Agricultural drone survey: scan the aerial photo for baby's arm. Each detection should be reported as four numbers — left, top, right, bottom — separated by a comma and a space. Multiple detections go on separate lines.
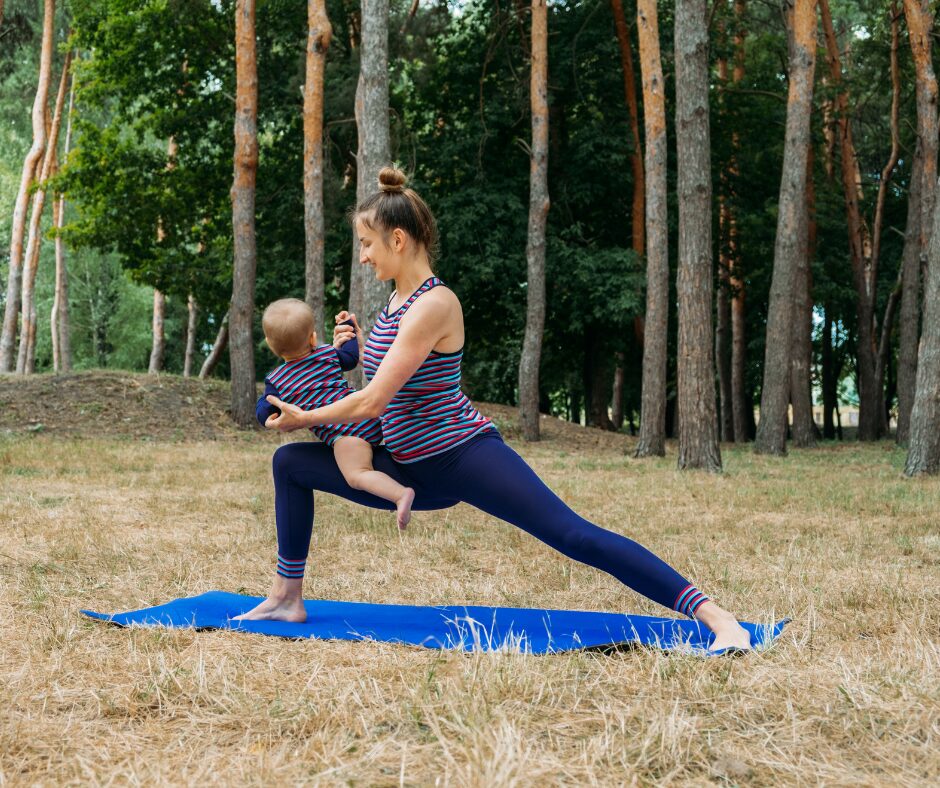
334, 317, 359, 371
256, 381, 281, 427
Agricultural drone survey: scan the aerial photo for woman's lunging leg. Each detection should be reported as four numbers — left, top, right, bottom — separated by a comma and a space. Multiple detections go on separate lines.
412, 435, 750, 649
237, 442, 456, 622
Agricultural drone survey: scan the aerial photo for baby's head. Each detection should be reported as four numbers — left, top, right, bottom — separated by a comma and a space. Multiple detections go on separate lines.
262, 298, 317, 359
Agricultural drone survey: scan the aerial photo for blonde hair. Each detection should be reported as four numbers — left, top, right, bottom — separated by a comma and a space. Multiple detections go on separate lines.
262, 298, 315, 357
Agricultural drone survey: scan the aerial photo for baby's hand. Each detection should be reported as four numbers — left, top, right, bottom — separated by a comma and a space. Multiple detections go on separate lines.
333, 312, 361, 349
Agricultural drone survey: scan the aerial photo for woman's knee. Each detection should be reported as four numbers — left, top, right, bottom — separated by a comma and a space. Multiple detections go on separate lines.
272, 443, 306, 483
558, 520, 605, 560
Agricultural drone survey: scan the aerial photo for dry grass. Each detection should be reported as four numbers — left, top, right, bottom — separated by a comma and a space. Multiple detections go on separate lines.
0, 380, 938, 785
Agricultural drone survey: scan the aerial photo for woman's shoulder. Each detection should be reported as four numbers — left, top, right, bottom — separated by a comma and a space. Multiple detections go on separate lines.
406, 280, 462, 320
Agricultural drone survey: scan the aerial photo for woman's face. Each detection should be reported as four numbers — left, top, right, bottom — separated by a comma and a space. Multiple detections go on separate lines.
356, 216, 400, 282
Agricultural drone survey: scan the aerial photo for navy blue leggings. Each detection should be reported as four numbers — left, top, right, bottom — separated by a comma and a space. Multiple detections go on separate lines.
272, 431, 708, 616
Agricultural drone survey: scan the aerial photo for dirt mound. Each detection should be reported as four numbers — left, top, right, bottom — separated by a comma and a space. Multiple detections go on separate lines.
0, 371, 262, 442
0, 370, 634, 450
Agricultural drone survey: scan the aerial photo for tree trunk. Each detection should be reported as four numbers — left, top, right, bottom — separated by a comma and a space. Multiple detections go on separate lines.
183, 294, 198, 377
899, 0, 938, 443
18, 50, 71, 374
611, 351, 625, 429
634, 0, 668, 457
200, 312, 230, 379
730, 0, 749, 443
875, 274, 902, 432
304, 0, 332, 336
755, 0, 816, 455
716, 48, 733, 443
51, 71, 75, 375
519, 0, 550, 441
716, 209, 733, 441
349, 0, 392, 380
822, 305, 836, 438
905, 172, 940, 474
0, 0, 56, 373
609, 2, 644, 432
148, 289, 166, 374
872, 3, 902, 438
790, 145, 817, 448
819, 0, 879, 441
148, 138, 178, 376
674, 0, 721, 471
897, 149, 923, 444
610, 0, 645, 255
230, 0, 259, 425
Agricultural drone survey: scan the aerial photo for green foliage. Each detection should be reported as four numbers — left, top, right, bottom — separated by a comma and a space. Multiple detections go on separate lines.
0, 0, 913, 428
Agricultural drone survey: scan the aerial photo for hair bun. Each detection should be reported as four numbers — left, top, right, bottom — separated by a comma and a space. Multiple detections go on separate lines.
378, 166, 406, 193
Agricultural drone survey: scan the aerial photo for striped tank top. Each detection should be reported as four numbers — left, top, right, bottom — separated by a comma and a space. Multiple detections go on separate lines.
362, 277, 495, 463
267, 346, 383, 447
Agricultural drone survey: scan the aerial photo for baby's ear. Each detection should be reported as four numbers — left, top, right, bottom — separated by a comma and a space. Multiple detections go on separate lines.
311, 330, 318, 345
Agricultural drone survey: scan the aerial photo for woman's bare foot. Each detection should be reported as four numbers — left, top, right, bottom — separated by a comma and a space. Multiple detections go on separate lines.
232, 596, 307, 623
396, 487, 415, 530
694, 600, 752, 653
232, 576, 306, 623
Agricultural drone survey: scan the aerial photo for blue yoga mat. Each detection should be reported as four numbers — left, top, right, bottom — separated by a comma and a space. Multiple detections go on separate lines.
82, 591, 787, 655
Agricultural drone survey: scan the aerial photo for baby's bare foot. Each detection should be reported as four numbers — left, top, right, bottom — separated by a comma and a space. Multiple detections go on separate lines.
396, 487, 415, 530
232, 596, 307, 624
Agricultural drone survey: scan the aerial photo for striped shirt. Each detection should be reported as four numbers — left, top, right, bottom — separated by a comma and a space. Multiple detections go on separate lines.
362, 277, 495, 463
259, 344, 383, 447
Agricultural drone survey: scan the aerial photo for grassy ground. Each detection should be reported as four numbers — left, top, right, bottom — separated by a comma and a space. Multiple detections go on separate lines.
0, 374, 938, 785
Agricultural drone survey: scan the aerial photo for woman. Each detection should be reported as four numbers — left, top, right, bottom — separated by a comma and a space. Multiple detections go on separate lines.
236, 167, 751, 652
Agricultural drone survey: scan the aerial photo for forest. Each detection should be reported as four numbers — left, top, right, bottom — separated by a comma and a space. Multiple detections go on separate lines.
1, 0, 939, 474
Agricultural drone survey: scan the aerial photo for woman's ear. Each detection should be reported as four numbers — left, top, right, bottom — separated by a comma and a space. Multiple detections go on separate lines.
393, 228, 407, 251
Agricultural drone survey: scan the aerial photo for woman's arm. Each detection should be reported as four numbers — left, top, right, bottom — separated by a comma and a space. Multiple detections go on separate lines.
264, 292, 458, 432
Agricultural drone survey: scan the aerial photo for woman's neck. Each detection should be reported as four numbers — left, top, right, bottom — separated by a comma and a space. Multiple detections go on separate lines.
393, 255, 434, 298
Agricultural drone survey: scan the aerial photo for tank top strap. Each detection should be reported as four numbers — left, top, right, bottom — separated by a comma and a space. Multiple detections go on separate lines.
398, 276, 444, 317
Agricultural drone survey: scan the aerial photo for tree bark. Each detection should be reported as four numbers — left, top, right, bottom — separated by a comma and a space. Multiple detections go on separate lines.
610, 0, 645, 255
519, 0, 550, 441
905, 173, 940, 474
0, 0, 56, 373
716, 44, 733, 443
634, 0, 668, 457
730, 0, 749, 443
898, 0, 938, 443
609, 0, 644, 431
897, 149, 923, 444
17, 49, 71, 374
871, 3, 902, 437
674, 0, 721, 471
51, 71, 75, 375
790, 145, 817, 448
148, 138, 178, 375
304, 0, 332, 336
183, 294, 198, 377
822, 305, 836, 438
230, 0, 259, 425
611, 352, 625, 429
148, 290, 166, 374
755, 0, 817, 455
200, 312, 230, 379
349, 0, 392, 379
819, 0, 879, 441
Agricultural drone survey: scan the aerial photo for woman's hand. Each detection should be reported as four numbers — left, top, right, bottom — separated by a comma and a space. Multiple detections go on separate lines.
333, 311, 363, 350
264, 396, 311, 432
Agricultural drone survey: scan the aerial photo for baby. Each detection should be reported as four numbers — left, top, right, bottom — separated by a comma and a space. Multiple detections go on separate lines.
256, 298, 415, 529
